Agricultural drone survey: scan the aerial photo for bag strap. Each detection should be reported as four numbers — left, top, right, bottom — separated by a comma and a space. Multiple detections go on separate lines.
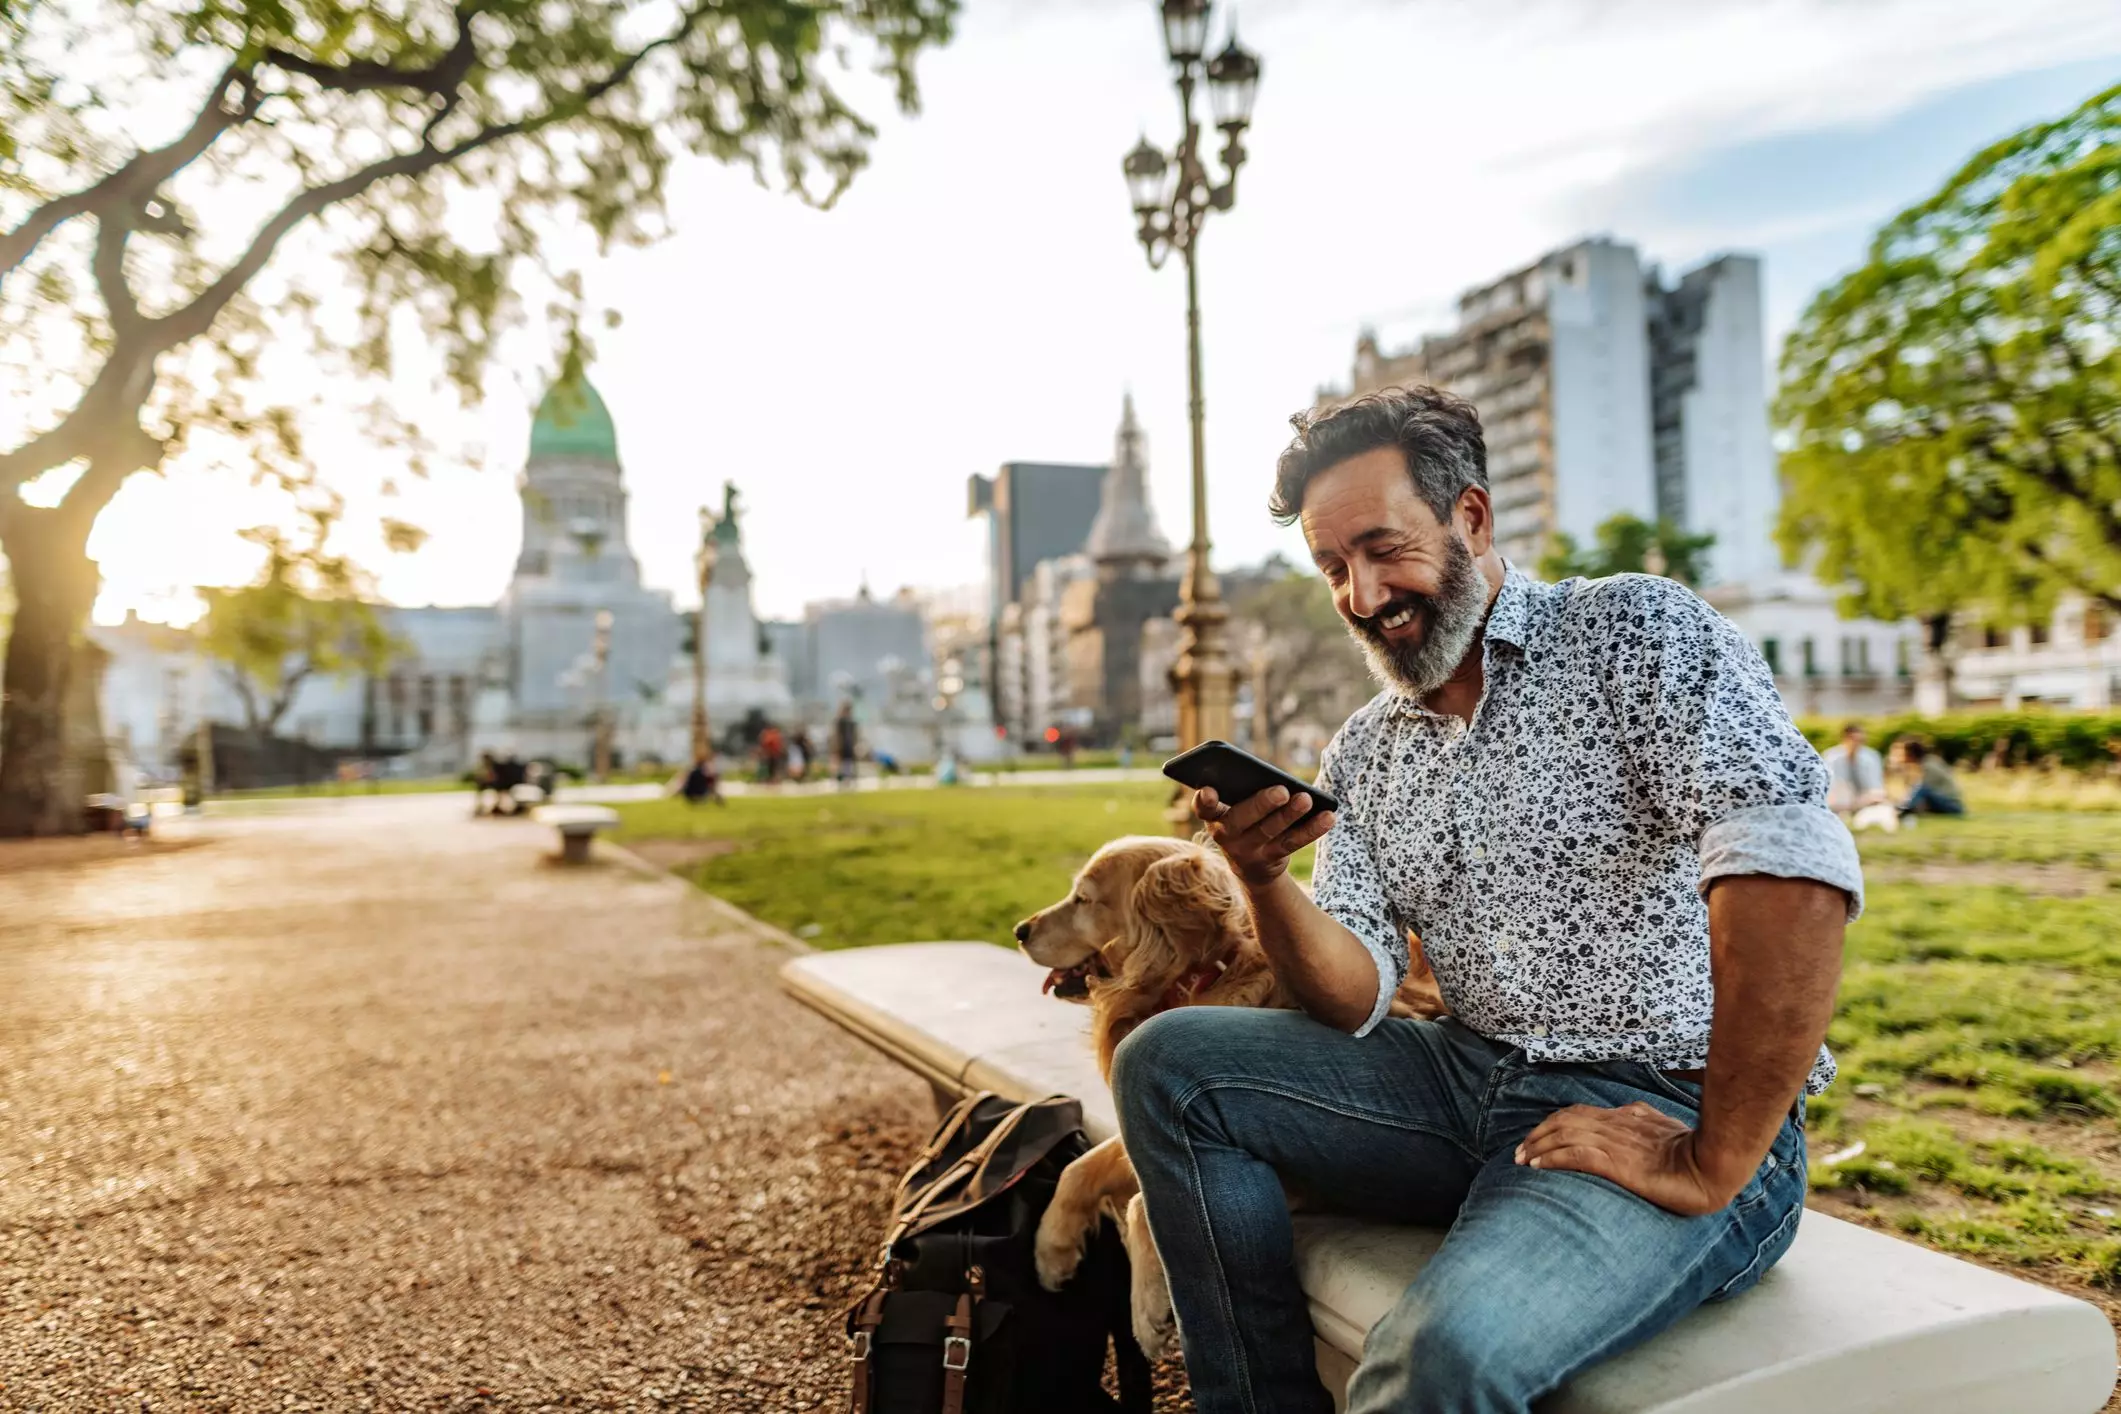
884, 1099, 1043, 1252
843, 1259, 899, 1413
890, 1091, 995, 1212
939, 1265, 983, 1414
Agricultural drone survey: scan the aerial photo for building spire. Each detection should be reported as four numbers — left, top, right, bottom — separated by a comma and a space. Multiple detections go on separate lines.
1085, 392, 1171, 570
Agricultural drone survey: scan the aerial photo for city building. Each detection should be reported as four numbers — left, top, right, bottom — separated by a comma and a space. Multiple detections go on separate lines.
1060, 396, 1180, 742
967, 458, 1106, 732
1323, 236, 1915, 718
1948, 597, 2116, 711
1644, 255, 1780, 587
94, 378, 797, 779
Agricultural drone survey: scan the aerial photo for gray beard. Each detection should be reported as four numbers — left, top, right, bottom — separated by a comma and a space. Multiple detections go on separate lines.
1347, 535, 1492, 700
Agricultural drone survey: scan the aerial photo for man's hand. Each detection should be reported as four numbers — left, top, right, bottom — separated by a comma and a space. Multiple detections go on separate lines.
1514, 1102, 1740, 1217
1197, 785, 1335, 889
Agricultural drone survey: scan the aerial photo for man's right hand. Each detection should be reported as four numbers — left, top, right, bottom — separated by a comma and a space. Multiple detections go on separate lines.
1197, 785, 1337, 889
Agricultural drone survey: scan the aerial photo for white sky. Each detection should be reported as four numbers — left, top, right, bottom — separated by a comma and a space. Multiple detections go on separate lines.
77, 0, 2121, 626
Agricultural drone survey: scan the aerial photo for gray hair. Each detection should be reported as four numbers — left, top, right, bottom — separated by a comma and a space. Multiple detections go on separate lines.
1269, 385, 1487, 526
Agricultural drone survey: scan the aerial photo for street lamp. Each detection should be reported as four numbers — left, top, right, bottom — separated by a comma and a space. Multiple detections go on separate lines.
693, 508, 719, 763
591, 608, 615, 782
1124, 0, 1261, 830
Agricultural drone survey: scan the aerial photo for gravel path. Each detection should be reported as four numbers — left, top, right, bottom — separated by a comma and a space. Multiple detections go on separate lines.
2, 799, 1173, 1410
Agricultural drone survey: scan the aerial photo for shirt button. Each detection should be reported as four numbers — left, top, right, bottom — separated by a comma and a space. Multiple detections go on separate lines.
1532, 1024, 1549, 1038
1474, 842, 1488, 861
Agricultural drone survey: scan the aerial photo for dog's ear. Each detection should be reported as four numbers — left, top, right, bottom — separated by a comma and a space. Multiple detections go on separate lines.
1118, 851, 1240, 992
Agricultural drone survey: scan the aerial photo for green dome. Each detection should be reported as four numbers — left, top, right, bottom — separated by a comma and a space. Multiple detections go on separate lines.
529, 378, 618, 462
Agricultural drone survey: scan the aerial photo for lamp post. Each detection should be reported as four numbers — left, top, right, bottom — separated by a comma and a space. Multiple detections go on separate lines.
591, 608, 615, 782
693, 510, 719, 763
1123, 0, 1260, 830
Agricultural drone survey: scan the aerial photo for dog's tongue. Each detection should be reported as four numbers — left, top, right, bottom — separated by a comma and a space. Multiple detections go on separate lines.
1042, 968, 1066, 996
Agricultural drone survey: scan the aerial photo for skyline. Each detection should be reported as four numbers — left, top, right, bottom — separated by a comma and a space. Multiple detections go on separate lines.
61, 0, 2121, 629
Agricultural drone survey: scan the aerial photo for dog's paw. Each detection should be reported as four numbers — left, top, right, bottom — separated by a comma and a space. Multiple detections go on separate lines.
1131, 1269, 1178, 1361
1034, 1208, 1088, 1292
1126, 1195, 1180, 1361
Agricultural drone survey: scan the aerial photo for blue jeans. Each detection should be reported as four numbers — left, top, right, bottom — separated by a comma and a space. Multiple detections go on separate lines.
1901, 784, 1965, 816
1112, 1008, 1808, 1414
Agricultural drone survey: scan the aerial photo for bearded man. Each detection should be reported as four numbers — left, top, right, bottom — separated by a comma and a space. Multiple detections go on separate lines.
1112, 386, 1863, 1414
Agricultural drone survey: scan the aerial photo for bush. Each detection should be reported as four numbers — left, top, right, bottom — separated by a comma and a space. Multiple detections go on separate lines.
1795, 712, 2121, 771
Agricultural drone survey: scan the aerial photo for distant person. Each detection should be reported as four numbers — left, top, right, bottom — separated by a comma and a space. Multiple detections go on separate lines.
1899, 740, 1965, 818
1823, 722, 1887, 822
832, 702, 860, 788
790, 728, 816, 783
680, 752, 722, 806
757, 725, 786, 784
473, 750, 499, 816
1058, 727, 1078, 770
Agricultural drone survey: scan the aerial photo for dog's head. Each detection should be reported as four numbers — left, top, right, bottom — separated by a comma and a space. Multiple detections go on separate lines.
1013, 836, 1248, 1003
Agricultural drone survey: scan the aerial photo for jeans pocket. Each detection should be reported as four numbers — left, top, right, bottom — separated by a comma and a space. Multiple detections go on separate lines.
1633, 1064, 1703, 1109
1707, 1180, 1804, 1302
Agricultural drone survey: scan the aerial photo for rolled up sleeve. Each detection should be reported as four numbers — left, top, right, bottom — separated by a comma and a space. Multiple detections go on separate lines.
1609, 579, 1864, 921
1309, 725, 1409, 1037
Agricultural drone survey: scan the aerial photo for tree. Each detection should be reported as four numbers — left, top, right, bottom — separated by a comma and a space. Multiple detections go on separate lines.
195, 521, 398, 742
1776, 81, 2121, 701
1228, 566, 1375, 765
1538, 513, 1716, 586
0, 0, 956, 836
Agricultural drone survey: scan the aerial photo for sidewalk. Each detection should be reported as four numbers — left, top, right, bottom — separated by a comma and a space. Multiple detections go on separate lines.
0, 798, 934, 1410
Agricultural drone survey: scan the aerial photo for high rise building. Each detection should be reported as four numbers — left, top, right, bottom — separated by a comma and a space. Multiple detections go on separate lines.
967, 460, 1106, 734
1645, 255, 1779, 587
1332, 237, 1656, 569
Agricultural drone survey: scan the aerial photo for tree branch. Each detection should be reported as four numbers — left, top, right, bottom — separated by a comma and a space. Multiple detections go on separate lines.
263, 5, 481, 100
0, 64, 257, 284
91, 215, 143, 339
155, 12, 697, 354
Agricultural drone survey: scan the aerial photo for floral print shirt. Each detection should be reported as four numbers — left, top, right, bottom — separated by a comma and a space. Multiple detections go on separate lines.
1311, 566, 1862, 1093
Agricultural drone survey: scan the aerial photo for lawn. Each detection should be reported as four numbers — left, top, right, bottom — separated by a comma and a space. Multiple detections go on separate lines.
613, 783, 1214, 950
1809, 810, 2121, 1301
615, 783, 2121, 1315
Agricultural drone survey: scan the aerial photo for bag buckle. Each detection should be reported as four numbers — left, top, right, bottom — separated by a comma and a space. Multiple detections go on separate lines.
942, 1335, 971, 1372
846, 1331, 872, 1361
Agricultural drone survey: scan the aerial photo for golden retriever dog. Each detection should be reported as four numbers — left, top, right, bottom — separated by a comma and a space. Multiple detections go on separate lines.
1013, 833, 1445, 1357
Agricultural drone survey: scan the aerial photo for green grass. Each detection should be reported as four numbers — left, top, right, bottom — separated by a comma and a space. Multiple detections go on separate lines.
1805, 810, 2121, 1289
610, 783, 1251, 950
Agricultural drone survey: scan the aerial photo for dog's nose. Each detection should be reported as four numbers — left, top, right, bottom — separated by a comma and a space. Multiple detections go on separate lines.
1013, 920, 1031, 943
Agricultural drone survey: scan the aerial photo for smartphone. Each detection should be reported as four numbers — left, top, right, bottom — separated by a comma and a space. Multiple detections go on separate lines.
1161, 740, 1341, 823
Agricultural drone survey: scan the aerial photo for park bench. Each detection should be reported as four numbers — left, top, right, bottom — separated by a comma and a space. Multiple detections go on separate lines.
783, 941, 2120, 1414
531, 803, 620, 864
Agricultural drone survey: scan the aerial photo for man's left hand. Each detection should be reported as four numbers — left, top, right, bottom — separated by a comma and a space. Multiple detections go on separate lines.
1514, 1103, 1740, 1217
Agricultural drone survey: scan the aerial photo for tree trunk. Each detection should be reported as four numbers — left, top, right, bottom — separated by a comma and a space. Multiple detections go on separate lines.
0, 506, 101, 837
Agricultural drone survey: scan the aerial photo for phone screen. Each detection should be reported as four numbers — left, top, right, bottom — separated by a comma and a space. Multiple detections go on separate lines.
1161, 740, 1340, 821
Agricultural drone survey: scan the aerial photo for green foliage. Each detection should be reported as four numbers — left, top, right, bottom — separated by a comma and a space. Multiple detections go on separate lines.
1793, 711, 2121, 771
1775, 82, 2121, 640
1537, 514, 1715, 587
1, 0, 956, 498
194, 518, 400, 737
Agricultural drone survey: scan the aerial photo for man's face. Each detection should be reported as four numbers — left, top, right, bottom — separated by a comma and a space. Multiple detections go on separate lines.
1300, 446, 1495, 697
1845, 728, 1866, 750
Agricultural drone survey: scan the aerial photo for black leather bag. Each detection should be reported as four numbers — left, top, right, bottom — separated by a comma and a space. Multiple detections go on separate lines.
844, 1092, 1151, 1414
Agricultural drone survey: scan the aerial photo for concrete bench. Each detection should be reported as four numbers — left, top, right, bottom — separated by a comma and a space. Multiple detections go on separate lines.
530, 804, 620, 864
783, 941, 2119, 1414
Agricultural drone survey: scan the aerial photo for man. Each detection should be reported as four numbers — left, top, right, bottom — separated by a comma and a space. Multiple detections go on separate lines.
832, 700, 861, 789
1823, 722, 1888, 822
1897, 738, 1965, 818
1113, 386, 1862, 1414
